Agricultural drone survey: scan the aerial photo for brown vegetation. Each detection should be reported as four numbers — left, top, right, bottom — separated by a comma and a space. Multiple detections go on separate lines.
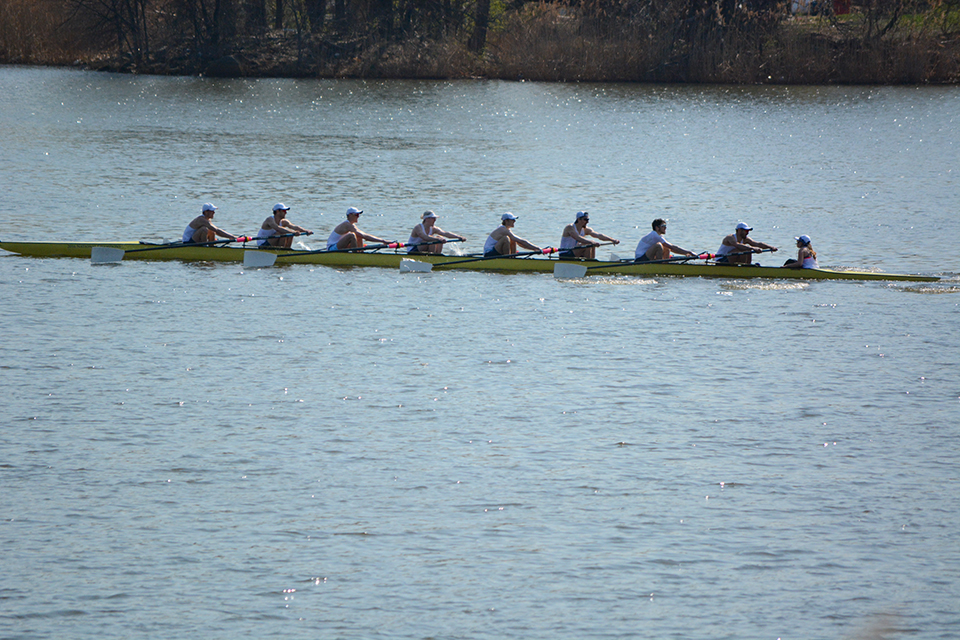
1, 0, 958, 83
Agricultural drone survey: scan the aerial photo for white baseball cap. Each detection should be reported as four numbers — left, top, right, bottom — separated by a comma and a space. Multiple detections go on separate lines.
202, 203, 217, 212
736, 222, 753, 231
422, 210, 438, 219
347, 207, 363, 216
501, 212, 517, 221
796, 234, 812, 245
273, 203, 290, 212
576, 211, 589, 219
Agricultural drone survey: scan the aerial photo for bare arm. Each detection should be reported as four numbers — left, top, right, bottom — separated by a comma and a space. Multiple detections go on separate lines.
585, 228, 620, 245
280, 220, 312, 235
508, 229, 539, 252
357, 229, 388, 244
664, 240, 696, 257
745, 237, 777, 252
433, 226, 465, 241
209, 223, 238, 241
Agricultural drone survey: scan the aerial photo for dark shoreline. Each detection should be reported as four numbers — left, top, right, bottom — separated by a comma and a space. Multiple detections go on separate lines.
3, 2, 959, 85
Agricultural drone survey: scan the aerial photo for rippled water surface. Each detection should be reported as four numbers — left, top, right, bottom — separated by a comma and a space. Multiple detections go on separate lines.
1, 66, 959, 639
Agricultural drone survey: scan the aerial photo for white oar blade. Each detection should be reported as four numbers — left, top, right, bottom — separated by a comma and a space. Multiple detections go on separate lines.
400, 258, 432, 273
243, 250, 277, 268
91, 247, 125, 264
554, 263, 589, 279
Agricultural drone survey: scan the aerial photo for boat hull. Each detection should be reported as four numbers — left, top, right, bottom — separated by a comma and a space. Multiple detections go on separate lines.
0, 240, 940, 282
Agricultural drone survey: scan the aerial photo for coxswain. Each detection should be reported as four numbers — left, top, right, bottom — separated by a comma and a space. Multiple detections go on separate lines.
782, 234, 819, 269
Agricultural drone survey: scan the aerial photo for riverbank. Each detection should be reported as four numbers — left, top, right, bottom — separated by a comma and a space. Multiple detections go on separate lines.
2, 1, 959, 83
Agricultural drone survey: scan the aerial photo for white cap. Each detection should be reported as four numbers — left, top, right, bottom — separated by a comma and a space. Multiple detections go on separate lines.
346, 207, 363, 216
501, 212, 517, 221
736, 222, 753, 231
576, 211, 589, 219
201, 203, 217, 212
796, 234, 812, 245
422, 210, 438, 219
273, 203, 289, 212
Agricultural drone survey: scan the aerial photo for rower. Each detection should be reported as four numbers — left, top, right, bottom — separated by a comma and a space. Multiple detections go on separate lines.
327, 207, 389, 250
634, 218, 697, 262
484, 212, 541, 257
559, 211, 619, 259
715, 222, 777, 264
257, 203, 312, 248
782, 234, 819, 269
183, 203, 240, 244
406, 211, 465, 254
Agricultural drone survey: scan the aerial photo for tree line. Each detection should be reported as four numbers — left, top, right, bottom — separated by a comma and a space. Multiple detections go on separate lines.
59, 0, 512, 65
2, 0, 958, 82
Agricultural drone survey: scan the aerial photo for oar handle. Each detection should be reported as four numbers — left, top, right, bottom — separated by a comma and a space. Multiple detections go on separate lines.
576, 240, 617, 249
343, 241, 406, 252
709, 248, 776, 261
429, 246, 558, 268
499, 247, 559, 258
238, 232, 302, 244
648, 252, 716, 264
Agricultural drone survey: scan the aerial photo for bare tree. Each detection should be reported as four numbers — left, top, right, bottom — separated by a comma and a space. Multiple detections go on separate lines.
68, 0, 150, 62
304, 0, 326, 32
468, 0, 490, 51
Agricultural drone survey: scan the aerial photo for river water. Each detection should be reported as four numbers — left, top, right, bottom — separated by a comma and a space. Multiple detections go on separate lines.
1, 66, 959, 639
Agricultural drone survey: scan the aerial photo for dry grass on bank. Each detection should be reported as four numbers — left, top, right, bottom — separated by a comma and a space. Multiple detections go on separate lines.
484, 5, 662, 82
333, 38, 481, 79
482, 5, 960, 83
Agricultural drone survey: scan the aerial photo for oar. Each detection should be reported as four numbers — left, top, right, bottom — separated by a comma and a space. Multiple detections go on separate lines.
91, 236, 262, 264
400, 247, 559, 273
400, 237, 466, 252
246, 238, 465, 268
553, 249, 774, 279
553, 252, 709, 279
706, 247, 776, 264
243, 239, 405, 268
342, 238, 464, 253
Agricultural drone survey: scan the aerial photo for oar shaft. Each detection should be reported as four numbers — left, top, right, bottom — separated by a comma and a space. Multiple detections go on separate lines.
125, 238, 236, 254
130, 233, 302, 255
431, 247, 559, 268
584, 252, 712, 271
586, 248, 774, 272
706, 247, 776, 262
240, 232, 299, 245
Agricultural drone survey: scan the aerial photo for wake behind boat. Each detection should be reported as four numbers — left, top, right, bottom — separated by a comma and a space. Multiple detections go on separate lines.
0, 239, 941, 282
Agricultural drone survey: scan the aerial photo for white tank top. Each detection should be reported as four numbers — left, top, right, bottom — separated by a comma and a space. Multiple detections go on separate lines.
326, 230, 343, 250
407, 224, 428, 253
484, 232, 500, 254
716, 242, 734, 257
257, 226, 276, 247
